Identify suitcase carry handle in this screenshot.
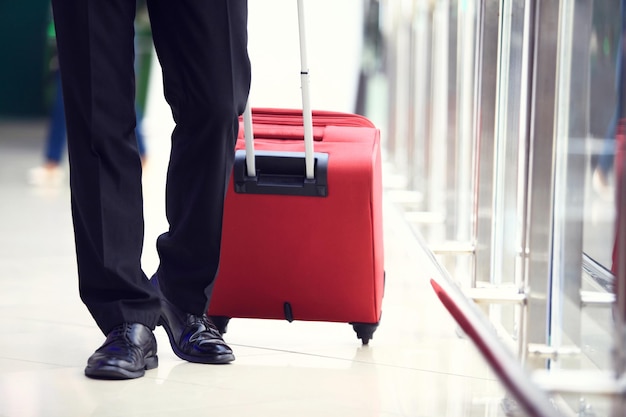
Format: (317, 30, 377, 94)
(248, 125, 324, 142)
(242, 0, 315, 179)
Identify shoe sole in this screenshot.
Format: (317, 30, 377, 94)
(84, 356, 158, 380)
(158, 318, 235, 364)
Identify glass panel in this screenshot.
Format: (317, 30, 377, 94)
(487, 0, 531, 349)
(402, 0, 481, 283)
(548, 0, 622, 414)
(557, 0, 619, 372)
(524, 0, 558, 360)
(584, 0, 620, 271)
(425, 0, 452, 246)
(474, 0, 500, 288)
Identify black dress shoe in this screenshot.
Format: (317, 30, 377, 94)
(151, 275, 235, 364)
(84, 323, 158, 379)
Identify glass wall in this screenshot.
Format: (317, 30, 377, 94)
(379, 0, 626, 414)
(581, 0, 621, 369)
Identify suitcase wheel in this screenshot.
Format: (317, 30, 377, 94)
(351, 322, 379, 345)
(209, 315, 231, 335)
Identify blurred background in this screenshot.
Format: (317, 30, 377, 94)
(3, 0, 626, 415)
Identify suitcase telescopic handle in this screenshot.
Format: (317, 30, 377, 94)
(243, 0, 315, 180)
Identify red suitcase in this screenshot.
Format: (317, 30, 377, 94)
(208, 108, 384, 343)
(207, 1, 384, 344)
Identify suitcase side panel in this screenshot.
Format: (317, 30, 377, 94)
(210, 121, 384, 324)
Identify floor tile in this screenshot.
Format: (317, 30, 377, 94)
(0, 117, 514, 416)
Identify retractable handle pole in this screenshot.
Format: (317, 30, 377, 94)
(243, 101, 255, 176)
(243, 0, 316, 180)
(297, 0, 315, 179)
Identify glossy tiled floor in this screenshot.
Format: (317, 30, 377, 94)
(0, 117, 516, 417)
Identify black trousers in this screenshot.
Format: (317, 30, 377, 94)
(51, 0, 251, 334)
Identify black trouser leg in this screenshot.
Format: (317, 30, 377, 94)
(147, 0, 251, 315)
(51, 0, 160, 334)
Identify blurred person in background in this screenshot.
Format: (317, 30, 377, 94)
(29, 7, 148, 187)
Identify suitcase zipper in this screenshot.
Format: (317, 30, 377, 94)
(248, 108, 376, 129)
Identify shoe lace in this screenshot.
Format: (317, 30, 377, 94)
(99, 324, 145, 359)
(187, 314, 223, 339)
(108, 323, 131, 338)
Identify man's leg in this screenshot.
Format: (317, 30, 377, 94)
(147, 0, 251, 314)
(51, 0, 161, 334)
(144, 0, 250, 365)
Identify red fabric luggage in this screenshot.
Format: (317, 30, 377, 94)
(207, 0, 384, 344)
(208, 107, 384, 344)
